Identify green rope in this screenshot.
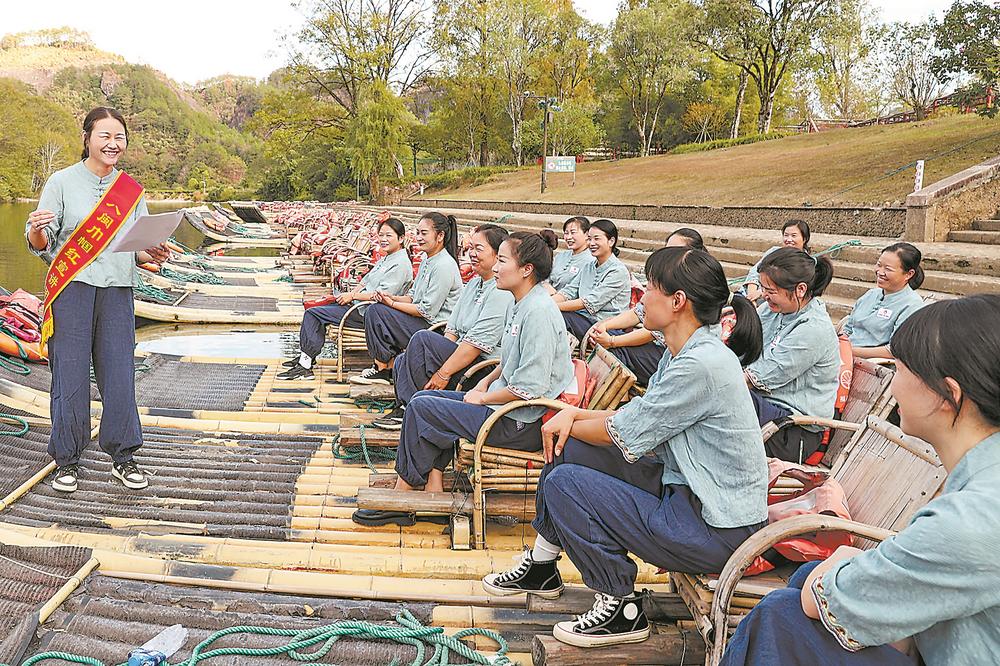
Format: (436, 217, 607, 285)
(353, 396, 395, 413)
(275, 274, 294, 282)
(0, 412, 29, 437)
(191, 257, 268, 274)
(332, 425, 396, 473)
(228, 221, 272, 238)
(135, 279, 175, 304)
(4, 609, 511, 666)
(0, 327, 31, 375)
(160, 266, 226, 285)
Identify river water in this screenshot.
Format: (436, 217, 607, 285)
(0, 201, 298, 358)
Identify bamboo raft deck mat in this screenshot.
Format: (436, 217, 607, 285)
(134, 287, 305, 324)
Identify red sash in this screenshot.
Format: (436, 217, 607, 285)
(40, 171, 144, 346)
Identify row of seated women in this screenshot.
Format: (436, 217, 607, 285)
(280, 211, 998, 662)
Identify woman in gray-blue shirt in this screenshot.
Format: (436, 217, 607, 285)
(278, 217, 412, 380)
(745, 248, 840, 463)
(482, 247, 768, 649)
(741, 219, 811, 302)
(25, 107, 168, 494)
(350, 212, 463, 385)
(547, 216, 591, 293)
(723, 294, 1000, 666)
(353, 231, 574, 527)
(554, 218, 632, 341)
(371, 224, 513, 429)
(841, 242, 924, 360)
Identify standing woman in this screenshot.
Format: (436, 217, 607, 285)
(841, 242, 924, 360)
(350, 212, 463, 385)
(547, 216, 591, 293)
(742, 220, 811, 302)
(278, 217, 411, 380)
(25, 107, 169, 493)
(554, 219, 632, 341)
(352, 232, 573, 527)
(722, 295, 1000, 666)
(586, 228, 706, 385)
(372, 224, 513, 430)
(482, 247, 768, 648)
(745, 248, 840, 463)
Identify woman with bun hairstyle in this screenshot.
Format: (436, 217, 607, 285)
(553, 218, 632, 341)
(482, 246, 767, 649)
(548, 216, 592, 293)
(350, 212, 463, 385)
(352, 231, 573, 527)
(840, 242, 925, 360)
(278, 217, 411, 380)
(744, 247, 840, 462)
(723, 295, 1000, 666)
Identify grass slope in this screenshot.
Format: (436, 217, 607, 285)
(429, 114, 1000, 207)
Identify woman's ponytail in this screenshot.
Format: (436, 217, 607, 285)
(811, 256, 834, 297)
(726, 294, 763, 366)
(444, 214, 459, 259)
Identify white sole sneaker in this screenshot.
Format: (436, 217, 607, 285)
(52, 477, 78, 493)
(481, 576, 564, 599)
(551, 622, 650, 648)
(112, 465, 149, 490)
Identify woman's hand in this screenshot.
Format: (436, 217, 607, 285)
(587, 323, 613, 348)
(541, 407, 578, 464)
(335, 292, 354, 306)
(424, 369, 451, 391)
(463, 389, 487, 405)
(144, 243, 171, 265)
(27, 209, 56, 233)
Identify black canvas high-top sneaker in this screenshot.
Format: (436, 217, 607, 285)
(482, 548, 564, 599)
(552, 592, 650, 647)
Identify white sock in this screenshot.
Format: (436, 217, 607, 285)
(531, 535, 561, 563)
(299, 352, 313, 369)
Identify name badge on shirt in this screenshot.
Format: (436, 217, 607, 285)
(569, 266, 579, 274)
(876, 307, 892, 320)
(509, 323, 519, 337)
(770, 335, 781, 350)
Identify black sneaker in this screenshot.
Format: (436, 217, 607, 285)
(482, 548, 564, 599)
(282, 358, 300, 368)
(352, 508, 415, 526)
(372, 406, 405, 430)
(52, 464, 79, 493)
(349, 366, 393, 385)
(112, 461, 149, 490)
(552, 593, 650, 647)
(277, 363, 314, 380)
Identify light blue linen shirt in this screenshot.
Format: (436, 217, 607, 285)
(445, 276, 513, 361)
(842, 285, 924, 349)
(549, 249, 594, 292)
(408, 250, 463, 325)
(488, 283, 574, 423)
(813, 432, 1000, 665)
(557, 254, 631, 323)
(26, 161, 149, 287)
(360, 248, 412, 296)
(606, 326, 768, 528)
(746, 298, 840, 430)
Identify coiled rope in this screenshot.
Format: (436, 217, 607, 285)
(0, 327, 31, 376)
(332, 425, 396, 473)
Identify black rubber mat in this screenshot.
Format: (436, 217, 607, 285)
(177, 293, 280, 312)
(0, 425, 53, 498)
(133, 353, 265, 411)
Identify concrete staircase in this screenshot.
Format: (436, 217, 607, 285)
(949, 216, 1000, 245)
(376, 205, 1000, 321)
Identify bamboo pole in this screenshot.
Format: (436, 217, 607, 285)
(38, 556, 100, 623)
(0, 461, 56, 511)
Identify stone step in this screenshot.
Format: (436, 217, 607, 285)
(972, 219, 1000, 232)
(948, 230, 1000, 245)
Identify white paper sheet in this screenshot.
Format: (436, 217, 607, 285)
(108, 210, 185, 253)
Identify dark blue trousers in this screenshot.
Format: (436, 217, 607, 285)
(721, 561, 918, 665)
(395, 390, 542, 487)
(48, 282, 142, 467)
(750, 390, 824, 463)
(363, 303, 429, 364)
(561, 311, 595, 341)
(533, 439, 763, 597)
(299, 303, 365, 359)
(605, 331, 664, 386)
(749, 389, 792, 426)
(392, 331, 464, 405)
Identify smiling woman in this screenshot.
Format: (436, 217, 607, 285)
(24, 106, 171, 495)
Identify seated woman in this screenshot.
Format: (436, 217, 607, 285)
(553, 218, 632, 341)
(481, 246, 768, 648)
(352, 232, 574, 527)
(278, 217, 411, 380)
(547, 216, 592, 293)
(841, 242, 924, 360)
(371, 224, 513, 430)
(744, 248, 840, 462)
(586, 227, 706, 385)
(350, 212, 463, 385)
(722, 294, 1000, 666)
(741, 219, 811, 302)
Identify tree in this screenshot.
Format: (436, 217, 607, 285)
(812, 0, 884, 118)
(696, 0, 836, 133)
(932, 0, 1000, 115)
(344, 80, 417, 202)
(682, 101, 726, 142)
(882, 21, 943, 119)
(606, 0, 695, 157)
